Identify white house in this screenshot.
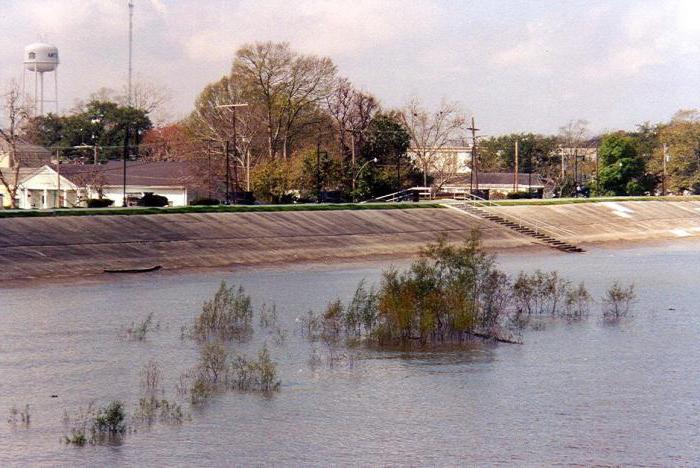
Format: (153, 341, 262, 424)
(1, 160, 194, 209)
(12, 166, 80, 209)
(59, 161, 193, 207)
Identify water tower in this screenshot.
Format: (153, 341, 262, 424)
(23, 42, 59, 115)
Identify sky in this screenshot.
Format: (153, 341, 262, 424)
(0, 0, 698, 136)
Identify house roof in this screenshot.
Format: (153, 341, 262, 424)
(0, 140, 53, 167)
(446, 172, 544, 187)
(0, 166, 79, 190)
(58, 160, 194, 187)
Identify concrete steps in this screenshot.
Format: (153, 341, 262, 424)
(459, 205, 585, 254)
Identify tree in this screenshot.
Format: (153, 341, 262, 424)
(359, 112, 412, 198)
(0, 82, 31, 208)
(24, 100, 152, 161)
(232, 41, 337, 159)
(326, 78, 379, 192)
(75, 78, 172, 124)
(557, 119, 592, 195)
(597, 133, 647, 195)
(479, 133, 559, 190)
(400, 99, 465, 192)
(187, 75, 264, 192)
(652, 111, 700, 194)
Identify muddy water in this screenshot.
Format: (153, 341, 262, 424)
(1, 243, 699, 466)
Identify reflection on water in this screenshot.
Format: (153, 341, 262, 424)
(1, 243, 700, 465)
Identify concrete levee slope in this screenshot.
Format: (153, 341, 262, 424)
(2, 201, 699, 283)
(0, 208, 527, 282)
(487, 200, 700, 245)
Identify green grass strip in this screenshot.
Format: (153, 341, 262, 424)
(0, 203, 445, 219)
(481, 196, 700, 206)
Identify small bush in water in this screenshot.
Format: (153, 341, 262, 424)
(194, 281, 253, 341)
(602, 281, 636, 321)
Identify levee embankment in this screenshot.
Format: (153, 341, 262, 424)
(0, 208, 518, 282)
(1, 201, 700, 283)
(483, 200, 700, 245)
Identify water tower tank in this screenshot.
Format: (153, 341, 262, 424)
(24, 43, 59, 72)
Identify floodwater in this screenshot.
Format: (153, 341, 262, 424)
(1, 242, 700, 466)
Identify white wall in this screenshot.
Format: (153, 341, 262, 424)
(100, 186, 188, 207)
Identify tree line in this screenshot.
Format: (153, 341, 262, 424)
(3, 41, 700, 205)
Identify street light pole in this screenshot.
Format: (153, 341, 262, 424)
(352, 157, 377, 202)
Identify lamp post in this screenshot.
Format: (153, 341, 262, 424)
(352, 157, 377, 202)
(90, 116, 101, 165)
(216, 103, 248, 204)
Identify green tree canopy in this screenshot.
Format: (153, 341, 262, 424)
(597, 133, 649, 195)
(23, 100, 152, 161)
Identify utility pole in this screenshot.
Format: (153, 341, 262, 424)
(224, 140, 230, 204)
(207, 142, 212, 200)
(56, 149, 61, 208)
(128, 0, 134, 107)
(316, 133, 322, 203)
(514, 139, 519, 192)
(122, 124, 129, 207)
(467, 117, 480, 192)
(350, 131, 357, 194)
(662, 143, 668, 196)
(595, 147, 599, 194)
(396, 149, 401, 193)
(216, 103, 248, 204)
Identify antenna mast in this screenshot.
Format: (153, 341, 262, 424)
(128, 0, 134, 107)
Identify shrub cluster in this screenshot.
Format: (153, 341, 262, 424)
(64, 401, 128, 446)
(193, 282, 253, 341)
(86, 198, 114, 208)
(184, 342, 281, 404)
(305, 232, 636, 349)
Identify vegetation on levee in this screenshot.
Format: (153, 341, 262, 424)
(0, 202, 443, 219)
(302, 232, 636, 349)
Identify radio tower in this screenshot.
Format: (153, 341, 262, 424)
(128, 0, 134, 106)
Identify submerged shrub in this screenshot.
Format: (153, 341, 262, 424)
(135, 397, 185, 426)
(258, 303, 278, 329)
(229, 345, 281, 392)
(126, 312, 158, 340)
(140, 360, 162, 393)
(602, 281, 636, 321)
(564, 283, 592, 320)
(7, 404, 30, 427)
(65, 401, 129, 446)
(93, 401, 127, 436)
(194, 281, 253, 341)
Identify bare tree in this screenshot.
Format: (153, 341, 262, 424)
(557, 119, 591, 185)
(400, 99, 465, 191)
(0, 82, 31, 208)
(187, 76, 264, 192)
(74, 78, 172, 123)
(326, 78, 379, 176)
(232, 41, 337, 159)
